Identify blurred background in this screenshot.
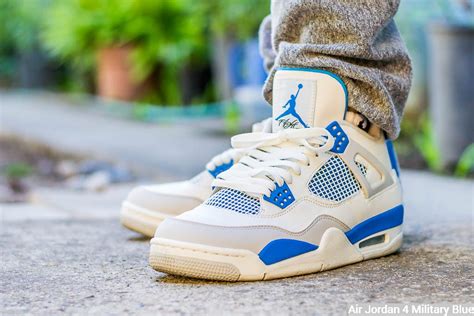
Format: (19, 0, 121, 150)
(2, 2, 473, 313)
(0, 0, 473, 202)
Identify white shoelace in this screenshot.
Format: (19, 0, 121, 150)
(213, 128, 335, 196)
(205, 148, 244, 172)
(205, 118, 273, 173)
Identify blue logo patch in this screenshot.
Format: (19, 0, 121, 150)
(275, 83, 308, 128)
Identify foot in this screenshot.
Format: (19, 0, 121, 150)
(150, 68, 403, 281)
(120, 118, 272, 237)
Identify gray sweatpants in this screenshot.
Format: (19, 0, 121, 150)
(259, 0, 412, 139)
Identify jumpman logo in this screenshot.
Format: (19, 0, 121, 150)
(275, 83, 308, 128)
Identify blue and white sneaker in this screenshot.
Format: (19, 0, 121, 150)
(150, 68, 403, 281)
(120, 118, 272, 237)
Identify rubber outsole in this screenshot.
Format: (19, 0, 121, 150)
(120, 201, 169, 237)
(149, 225, 403, 281)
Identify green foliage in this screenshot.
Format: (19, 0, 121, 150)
(399, 113, 474, 177)
(40, 0, 269, 78)
(455, 143, 474, 177)
(224, 101, 241, 135)
(3, 163, 33, 180)
(3, 0, 270, 102)
(0, 0, 49, 52)
(0, 0, 50, 81)
(413, 115, 442, 172)
(204, 0, 270, 40)
(42, 0, 207, 81)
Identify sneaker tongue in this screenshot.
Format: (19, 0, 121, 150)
(272, 69, 347, 132)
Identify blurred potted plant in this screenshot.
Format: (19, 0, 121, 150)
(427, 0, 474, 169)
(42, 0, 205, 102)
(3, 163, 33, 194)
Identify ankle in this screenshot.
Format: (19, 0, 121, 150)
(345, 109, 381, 138)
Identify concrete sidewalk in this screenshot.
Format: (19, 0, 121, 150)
(1, 91, 230, 179)
(1, 171, 473, 315)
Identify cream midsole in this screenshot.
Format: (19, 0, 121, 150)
(120, 201, 171, 237)
(150, 225, 403, 281)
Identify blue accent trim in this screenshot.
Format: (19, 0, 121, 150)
(326, 121, 349, 153)
(263, 182, 295, 209)
(278, 67, 349, 118)
(345, 205, 404, 244)
(257, 205, 403, 265)
(207, 159, 234, 178)
(385, 140, 400, 177)
(258, 239, 318, 265)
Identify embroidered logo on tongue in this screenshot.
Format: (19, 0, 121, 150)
(275, 83, 308, 129)
(272, 68, 348, 132)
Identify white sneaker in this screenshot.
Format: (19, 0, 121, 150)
(120, 118, 272, 237)
(150, 68, 403, 281)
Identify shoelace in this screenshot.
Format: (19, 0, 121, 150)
(212, 128, 335, 196)
(205, 148, 244, 172)
(205, 118, 274, 172)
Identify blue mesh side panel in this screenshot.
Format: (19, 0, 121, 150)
(308, 156, 362, 202)
(205, 188, 260, 215)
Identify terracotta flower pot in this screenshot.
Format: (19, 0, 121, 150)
(96, 45, 146, 101)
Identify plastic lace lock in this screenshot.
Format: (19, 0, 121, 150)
(208, 159, 234, 178)
(326, 121, 349, 154)
(263, 182, 295, 209)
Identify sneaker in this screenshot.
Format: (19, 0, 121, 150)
(120, 118, 272, 237)
(150, 68, 403, 281)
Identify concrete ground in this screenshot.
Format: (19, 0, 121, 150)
(1, 174, 473, 315)
(1, 91, 473, 315)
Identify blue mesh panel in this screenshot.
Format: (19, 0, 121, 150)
(205, 189, 260, 215)
(308, 156, 362, 202)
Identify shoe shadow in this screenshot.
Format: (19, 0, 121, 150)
(127, 235, 150, 242)
(400, 232, 430, 248)
(155, 274, 238, 286)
